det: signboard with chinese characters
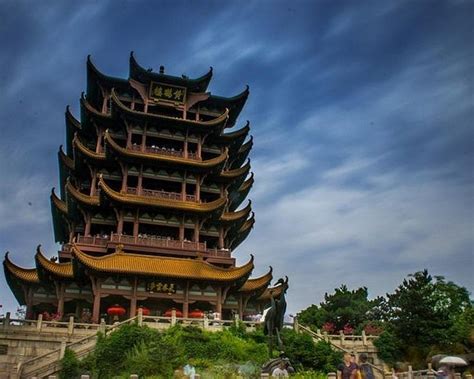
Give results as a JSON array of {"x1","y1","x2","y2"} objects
[
  {"x1": 149, "y1": 82, "x2": 187, "y2": 104},
  {"x1": 146, "y1": 281, "x2": 176, "y2": 294}
]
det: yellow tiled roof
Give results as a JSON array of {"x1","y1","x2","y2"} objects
[
  {"x1": 72, "y1": 244, "x2": 254, "y2": 281},
  {"x1": 104, "y1": 130, "x2": 228, "y2": 168},
  {"x1": 239, "y1": 173, "x2": 254, "y2": 191},
  {"x1": 35, "y1": 246, "x2": 73, "y2": 278},
  {"x1": 51, "y1": 189, "x2": 67, "y2": 214},
  {"x1": 221, "y1": 200, "x2": 252, "y2": 222},
  {"x1": 221, "y1": 159, "x2": 250, "y2": 179},
  {"x1": 73, "y1": 135, "x2": 106, "y2": 160},
  {"x1": 258, "y1": 284, "x2": 284, "y2": 300},
  {"x1": 111, "y1": 89, "x2": 229, "y2": 127},
  {"x1": 66, "y1": 180, "x2": 100, "y2": 206},
  {"x1": 3, "y1": 253, "x2": 39, "y2": 283},
  {"x1": 239, "y1": 267, "x2": 273, "y2": 292},
  {"x1": 99, "y1": 176, "x2": 227, "y2": 212},
  {"x1": 59, "y1": 146, "x2": 74, "y2": 170}
]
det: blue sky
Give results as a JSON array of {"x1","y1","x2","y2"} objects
[{"x1": 0, "y1": 0, "x2": 473, "y2": 316}]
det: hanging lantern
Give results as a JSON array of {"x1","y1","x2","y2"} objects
[
  {"x1": 137, "y1": 306, "x2": 150, "y2": 316},
  {"x1": 164, "y1": 308, "x2": 183, "y2": 317},
  {"x1": 189, "y1": 309, "x2": 204, "y2": 318},
  {"x1": 107, "y1": 304, "x2": 126, "y2": 317}
]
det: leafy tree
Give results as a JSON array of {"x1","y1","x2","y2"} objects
[
  {"x1": 383, "y1": 270, "x2": 471, "y2": 366},
  {"x1": 298, "y1": 285, "x2": 383, "y2": 331}
]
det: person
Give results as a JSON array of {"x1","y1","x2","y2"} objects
[
  {"x1": 183, "y1": 363, "x2": 195, "y2": 379},
  {"x1": 359, "y1": 353, "x2": 374, "y2": 379},
  {"x1": 272, "y1": 361, "x2": 289, "y2": 377},
  {"x1": 337, "y1": 353, "x2": 359, "y2": 379}
]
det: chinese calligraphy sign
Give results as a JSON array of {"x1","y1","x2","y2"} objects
[{"x1": 149, "y1": 82, "x2": 186, "y2": 104}]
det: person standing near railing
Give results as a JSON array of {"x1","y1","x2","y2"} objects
[
  {"x1": 359, "y1": 353, "x2": 374, "y2": 379},
  {"x1": 338, "y1": 353, "x2": 359, "y2": 379}
]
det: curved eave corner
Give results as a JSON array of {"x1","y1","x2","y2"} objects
[{"x1": 129, "y1": 52, "x2": 213, "y2": 92}]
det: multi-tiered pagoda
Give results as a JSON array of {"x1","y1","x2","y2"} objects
[{"x1": 3, "y1": 54, "x2": 284, "y2": 323}]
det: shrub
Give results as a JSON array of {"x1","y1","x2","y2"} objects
[{"x1": 59, "y1": 348, "x2": 80, "y2": 379}]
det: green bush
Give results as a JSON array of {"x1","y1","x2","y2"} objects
[{"x1": 59, "y1": 348, "x2": 80, "y2": 379}]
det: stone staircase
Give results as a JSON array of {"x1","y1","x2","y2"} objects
[{"x1": 297, "y1": 324, "x2": 385, "y2": 379}]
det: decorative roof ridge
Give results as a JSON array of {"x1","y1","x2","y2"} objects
[
  {"x1": 239, "y1": 172, "x2": 254, "y2": 191},
  {"x1": 59, "y1": 145, "x2": 75, "y2": 170},
  {"x1": 240, "y1": 213, "x2": 255, "y2": 232},
  {"x1": 81, "y1": 94, "x2": 112, "y2": 119},
  {"x1": 209, "y1": 85, "x2": 249, "y2": 103},
  {"x1": 239, "y1": 136, "x2": 253, "y2": 152},
  {"x1": 73, "y1": 133, "x2": 106, "y2": 160},
  {"x1": 110, "y1": 89, "x2": 229, "y2": 127},
  {"x1": 98, "y1": 175, "x2": 227, "y2": 212},
  {"x1": 87, "y1": 55, "x2": 128, "y2": 85},
  {"x1": 104, "y1": 130, "x2": 229, "y2": 167},
  {"x1": 71, "y1": 243, "x2": 254, "y2": 280},
  {"x1": 66, "y1": 179, "x2": 100, "y2": 206},
  {"x1": 222, "y1": 200, "x2": 252, "y2": 221},
  {"x1": 3, "y1": 252, "x2": 40, "y2": 283},
  {"x1": 239, "y1": 266, "x2": 273, "y2": 292},
  {"x1": 129, "y1": 52, "x2": 213, "y2": 91},
  {"x1": 258, "y1": 282, "x2": 284, "y2": 300},
  {"x1": 222, "y1": 159, "x2": 251, "y2": 178},
  {"x1": 35, "y1": 245, "x2": 73, "y2": 278},
  {"x1": 65, "y1": 106, "x2": 81, "y2": 130},
  {"x1": 51, "y1": 188, "x2": 67, "y2": 214},
  {"x1": 220, "y1": 121, "x2": 250, "y2": 139}
]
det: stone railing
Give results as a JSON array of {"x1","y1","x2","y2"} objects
[
  {"x1": 126, "y1": 186, "x2": 198, "y2": 201},
  {"x1": 130, "y1": 144, "x2": 199, "y2": 160}
]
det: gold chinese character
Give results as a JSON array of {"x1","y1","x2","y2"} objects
[
  {"x1": 164, "y1": 88, "x2": 173, "y2": 98},
  {"x1": 155, "y1": 282, "x2": 163, "y2": 292},
  {"x1": 174, "y1": 89, "x2": 183, "y2": 100},
  {"x1": 153, "y1": 86, "x2": 163, "y2": 97},
  {"x1": 162, "y1": 283, "x2": 169, "y2": 292},
  {"x1": 168, "y1": 284, "x2": 175, "y2": 293}
]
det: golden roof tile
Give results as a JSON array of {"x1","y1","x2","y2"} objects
[
  {"x1": 221, "y1": 200, "x2": 252, "y2": 222},
  {"x1": 104, "y1": 130, "x2": 228, "y2": 168},
  {"x1": 35, "y1": 245, "x2": 73, "y2": 279},
  {"x1": 72, "y1": 244, "x2": 253, "y2": 281},
  {"x1": 66, "y1": 180, "x2": 100, "y2": 206},
  {"x1": 258, "y1": 284, "x2": 284, "y2": 301},
  {"x1": 51, "y1": 188, "x2": 67, "y2": 214},
  {"x1": 111, "y1": 89, "x2": 229, "y2": 127},
  {"x1": 59, "y1": 146, "x2": 74, "y2": 170},
  {"x1": 73, "y1": 134, "x2": 106, "y2": 160},
  {"x1": 3, "y1": 253, "x2": 40, "y2": 283},
  {"x1": 221, "y1": 159, "x2": 251, "y2": 179},
  {"x1": 239, "y1": 267, "x2": 273, "y2": 292},
  {"x1": 98, "y1": 176, "x2": 226, "y2": 213}
]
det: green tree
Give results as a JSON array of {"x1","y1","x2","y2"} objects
[
  {"x1": 384, "y1": 270, "x2": 471, "y2": 366},
  {"x1": 298, "y1": 285, "x2": 383, "y2": 331}
]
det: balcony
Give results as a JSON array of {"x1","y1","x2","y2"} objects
[
  {"x1": 126, "y1": 187, "x2": 197, "y2": 202},
  {"x1": 130, "y1": 144, "x2": 198, "y2": 160},
  {"x1": 74, "y1": 233, "x2": 231, "y2": 258}
]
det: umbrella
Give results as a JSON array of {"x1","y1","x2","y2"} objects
[{"x1": 439, "y1": 356, "x2": 468, "y2": 366}]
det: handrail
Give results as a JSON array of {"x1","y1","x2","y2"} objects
[{"x1": 299, "y1": 324, "x2": 351, "y2": 353}]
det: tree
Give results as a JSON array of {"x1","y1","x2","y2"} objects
[
  {"x1": 384, "y1": 270, "x2": 471, "y2": 365},
  {"x1": 298, "y1": 285, "x2": 383, "y2": 331}
]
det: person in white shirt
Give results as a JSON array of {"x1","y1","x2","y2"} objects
[{"x1": 272, "y1": 361, "x2": 289, "y2": 377}]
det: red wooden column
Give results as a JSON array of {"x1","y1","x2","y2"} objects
[
  {"x1": 84, "y1": 214, "x2": 91, "y2": 236},
  {"x1": 216, "y1": 287, "x2": 223, "y2": 316},
  {"x1": 121, "y1": 165, "x2": 128, "y2": 192},
  {"x1": 117, "y1": 210, "x2": 124, "y2": 235},
  {"x1": 129, "y1": 278, "x2": 137, "y2": 318},
  {"x1": 183, "y1": 281, "x2": 189, "y2": 318},
  {"x1": 193, "y1": 220, "x2": 200, "y2": 242},
  {"x1": 92, "y1": 278, "x2": 102, "y2": 323},
  {"x1": 137, "y1": 165, "x2": 143, "y2": 195},
  {"x1": 56, "y1": 283, "x2": 65, "y2": 316},
  {"x1": 218, "y1": 227, "x2": 224, "y2": 249},
  {"x1": 195, "y1": 174, "x2": 201, "y2": 202}
]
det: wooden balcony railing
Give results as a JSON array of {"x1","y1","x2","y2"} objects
[
  {"x1": 75, "y1": 234, "x2": 231, "y2": 258},
  {"x1": 130, "y1": 144, "x2": 198, "y2": 160},
  {"x1": 126, "y1": 187, "x2": 197, "y2": 202}
]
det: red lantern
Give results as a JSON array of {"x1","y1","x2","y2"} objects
[
  {"x1": 189, "y1": 309, "x2": 204, "y2": 318},
  {"x1": 107, "y1": 304, "x2": 126, "y2": 317},
  {"x1": 137, "y1": 306, "x2": 150, "y2": 316},
  {"x1": 164, "y1": 308, "x2": 183, "y2": 317}
]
